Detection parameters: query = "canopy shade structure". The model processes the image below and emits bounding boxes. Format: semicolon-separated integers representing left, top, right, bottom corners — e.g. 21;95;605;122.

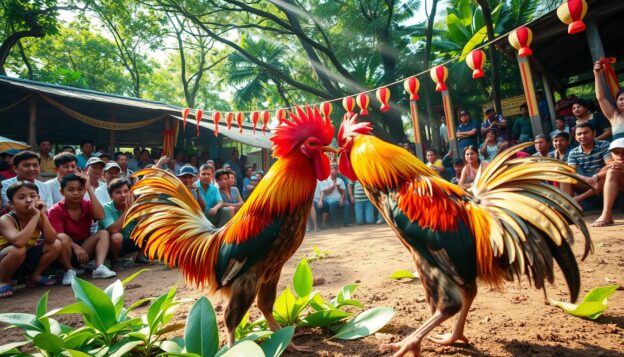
0;135;30;151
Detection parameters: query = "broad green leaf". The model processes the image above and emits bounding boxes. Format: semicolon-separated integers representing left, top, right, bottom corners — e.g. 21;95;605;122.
33;332;64;353
0;341;29;354
64;349;92;357
109;340;142;357
185;297;219;357
156;322;186;336
121;268;150;285
460;25;489;61
35;291;50;332
332;284;359;308
309;294;333;312
298;310;352;327
260;326;294;357
46;302;90;318
216;331;272;357
148;287;178;330
104;279;125;318
292;259;313;297
272;286;296;326
127;297;155;312
220;340;264;357
389;270;419;280
457;0;473;26
550;285;619;320
0;313;44;332
71;278;117;331
106;317;142;334
331;307;396;340
63;329;95;349
158;338;185;353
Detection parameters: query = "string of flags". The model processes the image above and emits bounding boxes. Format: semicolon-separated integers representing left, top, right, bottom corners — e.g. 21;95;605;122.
178;0;601;138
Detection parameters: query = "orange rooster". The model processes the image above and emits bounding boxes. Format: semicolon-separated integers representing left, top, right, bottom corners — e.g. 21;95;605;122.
336;116;592;357
125;106;334;350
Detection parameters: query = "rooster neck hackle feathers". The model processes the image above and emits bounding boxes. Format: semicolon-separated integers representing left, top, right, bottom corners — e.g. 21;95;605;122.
271;106;334;158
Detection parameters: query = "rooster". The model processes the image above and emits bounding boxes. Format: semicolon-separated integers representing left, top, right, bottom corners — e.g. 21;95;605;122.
125;106;335;350
336;116;592;357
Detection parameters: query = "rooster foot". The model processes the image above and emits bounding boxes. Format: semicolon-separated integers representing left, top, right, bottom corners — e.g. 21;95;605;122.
381;338;421;357
427;332;469;346
286;342;312;353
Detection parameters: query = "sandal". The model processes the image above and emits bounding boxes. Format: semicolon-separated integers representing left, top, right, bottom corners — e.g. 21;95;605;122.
27;276;57;288
0;284;14;298
591;219;614;227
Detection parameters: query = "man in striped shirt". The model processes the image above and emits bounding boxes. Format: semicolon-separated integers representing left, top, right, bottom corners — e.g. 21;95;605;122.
562;122;612;203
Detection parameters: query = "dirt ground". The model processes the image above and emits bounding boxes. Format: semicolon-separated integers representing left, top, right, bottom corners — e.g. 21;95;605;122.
1;213;623;356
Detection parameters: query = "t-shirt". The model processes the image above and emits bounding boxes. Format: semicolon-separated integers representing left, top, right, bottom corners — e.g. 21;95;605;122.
44;178;63;204
567;140;611;176
512;117;533;140
1;177;53;208
83;181;107;201
457;120;478;148
48;199;94;243
479;143;499;162
426;159;444;172
320;177;346;202
220;187;240;204
95;184;111;205
76;154;90;170
0;212;41;250
197;181;222;211
349;181;369;203
548;149;570;162
99;201;135;239
549;127;570;139
480;114;509;140
39;155;55;175
573;113;612;140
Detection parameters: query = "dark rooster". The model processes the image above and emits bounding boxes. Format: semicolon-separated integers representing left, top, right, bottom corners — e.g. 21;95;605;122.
125;106;335;350
336;116;592;357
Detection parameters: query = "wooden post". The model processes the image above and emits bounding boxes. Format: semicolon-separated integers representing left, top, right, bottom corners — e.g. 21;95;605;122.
28;96;37;148
262;148;269;171
441;91;458;158
408;101;424;161
585;19;613;102
541;74;557;130
517;56;543;136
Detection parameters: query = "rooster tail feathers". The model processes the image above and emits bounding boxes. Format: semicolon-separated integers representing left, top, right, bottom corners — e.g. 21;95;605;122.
469;144;592;302
125;168;222;291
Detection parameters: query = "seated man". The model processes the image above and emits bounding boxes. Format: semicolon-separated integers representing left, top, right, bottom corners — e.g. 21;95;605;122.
548;132;571;162
318;163;350;228
450;158;464;185
562;122;612;203
45;152;78;204
48;173;116;280
99;178;149;270
195;164;231;227
1;151;53;210
215;169;243;215
95;162;122;205
532;134;550;157
425;150;445;175
592;138;624;227
0;182;61;297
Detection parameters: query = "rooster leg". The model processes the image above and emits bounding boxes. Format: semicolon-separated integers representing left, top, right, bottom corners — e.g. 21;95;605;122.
427;284;476;346
381;310;451;357
224;273;258;348
257;271;312;353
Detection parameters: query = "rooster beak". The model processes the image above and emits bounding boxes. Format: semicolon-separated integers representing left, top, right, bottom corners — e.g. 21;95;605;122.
321;146;338;153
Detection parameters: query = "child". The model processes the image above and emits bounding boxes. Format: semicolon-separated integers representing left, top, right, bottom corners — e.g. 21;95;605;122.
48;173;116;280
0;182;61;297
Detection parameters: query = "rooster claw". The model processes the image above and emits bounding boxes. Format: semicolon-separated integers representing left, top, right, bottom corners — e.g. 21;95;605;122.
381;340;421;357
427;332;469;345
286;342;312;353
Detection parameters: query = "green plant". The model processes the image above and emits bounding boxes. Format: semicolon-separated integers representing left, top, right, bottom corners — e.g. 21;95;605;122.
389;270;420;280
550;285;620;320
305;246;329;262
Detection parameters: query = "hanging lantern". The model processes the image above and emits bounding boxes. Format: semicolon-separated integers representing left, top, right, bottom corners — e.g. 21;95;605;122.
321;101;332;122
195;109;203;137
236;112;244;135
251;111;259;135
376;87;391;112
508;27;533;58
276;108;287;123
466;49;487;79
181;108;190;129
430;65;448;92
557;0;588;34
225;112;234;130
403;77;420;101
356;93;370;116
261;110;270;135
213;111;221;137
342;96;356;116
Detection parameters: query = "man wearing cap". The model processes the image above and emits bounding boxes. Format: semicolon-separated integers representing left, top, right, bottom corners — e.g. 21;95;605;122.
591;138;624;227
0;149;19;181
456;111;478;155
1;151;52;209
480;108;508;141
177;164;206;212
83;157;107;200
95;162;121;205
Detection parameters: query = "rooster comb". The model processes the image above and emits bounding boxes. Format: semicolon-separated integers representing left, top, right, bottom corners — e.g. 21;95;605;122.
338;114;373;145
270;105;335;158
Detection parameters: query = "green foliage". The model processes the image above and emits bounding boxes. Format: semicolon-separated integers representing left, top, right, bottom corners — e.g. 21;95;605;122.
306;245;330;262
330;307;396;340
549;285;620;320
389;270;419;280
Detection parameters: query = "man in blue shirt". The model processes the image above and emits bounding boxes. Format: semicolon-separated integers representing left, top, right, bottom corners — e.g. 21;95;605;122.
480;108;508;141
196;164;232;227
456;111;478;155
76;140;95;170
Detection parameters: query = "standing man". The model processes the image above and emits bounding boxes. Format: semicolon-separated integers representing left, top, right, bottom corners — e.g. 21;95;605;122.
439;115;449;154
224;149;243;190
512;103;534;144
38;139;55;175
1;151;52;209
456;111;478;155
115;152;133;181
76;140;94;170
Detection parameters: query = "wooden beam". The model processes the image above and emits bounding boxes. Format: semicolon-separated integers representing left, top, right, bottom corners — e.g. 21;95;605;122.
542;74;557;129
28;95;36;148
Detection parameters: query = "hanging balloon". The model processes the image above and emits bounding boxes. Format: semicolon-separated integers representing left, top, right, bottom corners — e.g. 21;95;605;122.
356;93;370;116
321;101;333;122
251;111;259;135
195;109;203;137
226;112;234;130
508;27;533;58
376;87;391;112
276;108;287;123
557;0;588;34
261;110;270;135
342;96;356;116
430;65;448;92
213;111;221;137
181;108;190;129
236;112;244;135
466;49;487;79
403;76;420;101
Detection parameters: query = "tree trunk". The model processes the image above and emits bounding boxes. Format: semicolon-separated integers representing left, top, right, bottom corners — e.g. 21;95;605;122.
476;0;502;114
0;27;44;75
422;0;440;151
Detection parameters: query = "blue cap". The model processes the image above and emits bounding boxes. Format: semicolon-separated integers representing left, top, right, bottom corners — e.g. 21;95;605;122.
177;165;198;177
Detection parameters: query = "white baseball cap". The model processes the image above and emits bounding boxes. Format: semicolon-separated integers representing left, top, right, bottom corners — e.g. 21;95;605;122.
609;138;624;151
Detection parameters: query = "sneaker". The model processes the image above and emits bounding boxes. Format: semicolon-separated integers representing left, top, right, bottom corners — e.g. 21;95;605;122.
62;269;77;286
92;265;117;279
